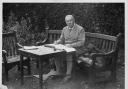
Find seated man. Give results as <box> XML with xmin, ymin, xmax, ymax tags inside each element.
<box><xmin>53</xmin><ymin>15</ymin><xmax>85</xmax><ymax>83</ymax></box>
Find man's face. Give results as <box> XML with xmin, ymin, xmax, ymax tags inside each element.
<box><xmin>65</xmin><ymin>16</ymin><xmax>75</xmax><ymax>28</ymax></box>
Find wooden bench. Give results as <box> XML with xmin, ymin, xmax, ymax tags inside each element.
<box><xmin>2</xmin><ymin>31</ymin><xmax>31</xmax><ymax>81</ymax></box>
<box><xmin>46</xmin><ymin>30</ymin><xmax>121</xmax><ymax>83</ymax></box>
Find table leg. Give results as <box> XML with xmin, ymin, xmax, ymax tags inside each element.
<box><xmin>39</xmin><ymin>58</ymin><xmax>43</xmax><ymax>89</ymax></box>
<box><xmin>27</xmin><ymin>57</ymin><xmax>31</xmax><ymax>75</ymax></box>
<box><xmin>20</xmin><ymin>55</ymin><xmax>24</xmax><ymax>85</ymax></box>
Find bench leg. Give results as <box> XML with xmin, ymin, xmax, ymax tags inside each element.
<box><xmin>111</xmin><ymin>68</ymin><xmax>116</xmax><ymax>82</ymax></box>
<box><xmin>111</xmin><ymin>57</ymin><xmax>117</xmax><ymax>82</ymax></box>
<box><xmin>3</xmin><ymin>63</ymin><xmax>9</xmax><ymax>81</ymax></box>
<box><xmin>5</xmin><ymin>68</ymin><xmax>9</xmax><ymax>81</ymax></box>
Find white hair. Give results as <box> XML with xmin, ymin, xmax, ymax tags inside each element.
<box><xmin>65</xmin><ymin>15</ymin><xmax>75</xmax><ymax>21</ymax></box>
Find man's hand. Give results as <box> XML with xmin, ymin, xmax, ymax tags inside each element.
<box><xmin>65</xmin><ymin>44</ymin><xmax>72</xmax><ymax>48</ymax></box>
<box><xmin>53</xmin><ymin>41</ymin><xmax>58</xmax><ymax>45</ymax></box>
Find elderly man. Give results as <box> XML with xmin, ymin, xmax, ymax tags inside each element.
<box><xmin>54</xmin><ymin>15</ymin><xmax>85</xmax><ymax>83</ymax></box>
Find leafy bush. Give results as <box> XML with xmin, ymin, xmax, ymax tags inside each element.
<box><xmin>3</xmin><ymin>3</ymin><xmax>124</xmax><ymax>46</ymax></box>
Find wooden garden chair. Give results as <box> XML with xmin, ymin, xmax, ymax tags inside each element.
<box><xmin>2</xmin><ymin>31</ymin><xmax>31</xmax><ymax>81</ymax></box>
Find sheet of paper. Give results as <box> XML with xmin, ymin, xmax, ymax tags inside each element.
<box><xmin>23</xmin><ymin>46</ymin><xmax>38</xmax><ymax>50</ymax></box>
<box><xmin>44</xmin><ymin>44</ymin><xmax>76</xmax><ymax>52</ymax></box>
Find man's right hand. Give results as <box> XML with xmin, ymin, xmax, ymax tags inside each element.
<box><xmin>53</xmin><ymin>41</ymin><xmax>58</xmax><ymax>45</ymax></box>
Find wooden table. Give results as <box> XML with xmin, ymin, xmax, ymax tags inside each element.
<box><xmin>18</xmin><ymin>46</ymin><xmax>66</xmax><ymax>89</ymax></box>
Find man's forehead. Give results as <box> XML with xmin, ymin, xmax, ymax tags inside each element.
<box><xmin>65</xmin><ymin>15</ymin><xmax>74</xmax><ymax>20</ymax></box>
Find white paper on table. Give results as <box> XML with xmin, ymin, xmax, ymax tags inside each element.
<box><xmin>44</xmin><ymin>44</ymin><xmax>76</xmax><ymax>52</ymax></box>
<box><xmin>23</xmin><ymin>46</ymin><xmax>38</xmax><ymax>50</ymax></box>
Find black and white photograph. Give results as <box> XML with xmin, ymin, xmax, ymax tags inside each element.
<box><xmin>1</xmin><ymin>1</ymin><xmax>125</xmax><ymax>89</ymax></box>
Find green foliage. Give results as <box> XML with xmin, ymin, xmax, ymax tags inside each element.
<box><xmin>3</xmin><ymin>3</ymin><xmax>124</xmax><ymax>46</ymax></box>
<box><xmin>31</xmin><ymin>3</ymin><xmax>124</xmax><ymax>36</ymax></box>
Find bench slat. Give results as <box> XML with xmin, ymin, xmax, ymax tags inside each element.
<box><xmin>105</xmin><ymin>40</ymin><xmax>109</xmax><ymax>52</ymax></box>
<box><xmin>101</xmin><ymin>40</ymin><xmax>106</xmax><ymax>52</ymax></box>
<box><xmin>48</xmin><ymin>30</ymin><xmax>61</xmax><ymax>34</ymax></box>
<box><xmin>98</xmin><ymin>39</ymin><xmax>103</xmax><ymax>50</ymax></box>
<box><xmin>108</xmin><ymin>40</ymin><xmax>112</xmax><ymax>52</ymax></box>
<box><xmin>112</xmin><ymin>42</ymin><xmax>116</xmax><ymax>50</ymax></box>
<box><xmin>98</xmin><ymin>38</ymin><xmax>103</xmax><ymax>49</ymax></box>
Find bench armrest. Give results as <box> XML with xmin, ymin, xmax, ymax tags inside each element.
<box><xmin>2</xmin><ymin>50</ymin><xmax>7</xmax><ymax>55</ymax></box>
<box><xmin>90</xmin><ymin>50</ymin><xmax>115</xmax><ymax>65</ymax></box>
<box><xmin>90</xmin><ymin>50</ymin><xmax>115</xmax><ymax>58</ymax></box>
<box><xmin>17</xmin><ymin>43</ymin><xmax>23</xmax><ymax>48</ymax></box>
<box><xmin>105</xmin><ymin>50</ymin><xmax>116</xmax><ymax>56</ymax></box>
<box><xmin>2</xmin><ymin>50</ymin><xmax>7</xmax><ymax>63</ymax></box>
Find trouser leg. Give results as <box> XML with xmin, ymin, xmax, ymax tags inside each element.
<box><xmin>54</xmin><ymin>56</ymin><xmax>62</xmax><ymax>73</ymax></box>
<box><xmin>66</xmin><ymin>54</ymin><xmax>73</xmax><ymax>75</ymax></box>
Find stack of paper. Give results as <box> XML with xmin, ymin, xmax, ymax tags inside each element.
<box><xmin>44</xmin><ymin>44</ymin><xmax>76</xmax><ymax>52</ymax></box>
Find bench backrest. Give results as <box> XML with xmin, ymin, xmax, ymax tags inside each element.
<box><xmin>48</xmin><ymin>30</ymin><xmax>121</xmax><ymax>53</ymax></box>
<box><xmin>85</xmin><ymin>32</ymin><xmax>119</xmax><ymax>53</ymax></box>
<box><xmin>3</xmin><ymin>30</ymin><xmax>119</xmax><ymax>56</ymax></box>
<box><xmin>48</xmin><ymin>30</ymin><xmax>61</xmax><ymax>43</ymax></box>
<box><xmin>2</xmin><ymin>31</ymin><xmax>18</xmax><ymax>57</ymax></box>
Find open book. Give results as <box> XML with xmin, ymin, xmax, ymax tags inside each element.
<box><xmin>44</xmin><ymin>44</ymin><xmax>76</xmax><ymax>53</ymax></box>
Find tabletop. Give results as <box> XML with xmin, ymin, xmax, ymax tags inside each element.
<box><xmin>18</xmin><ymin>45</ymin><xmax>65</xmax><ymax>57</ymax></box>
